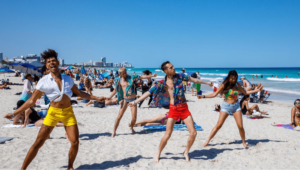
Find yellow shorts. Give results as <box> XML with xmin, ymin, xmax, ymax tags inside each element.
<box><xmin>43</xmin><ymin>106</ymin><xmax>77</xmax><ymax>127</ymax></box>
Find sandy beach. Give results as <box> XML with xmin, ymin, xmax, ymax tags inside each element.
<box><xmin>0</xmin><ymin>76</ymin><xmax>299</xmax><ymax>169</ymax></box>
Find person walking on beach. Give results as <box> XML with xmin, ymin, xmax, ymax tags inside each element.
<box><xmin>128</xmin><ymin>61</ymin><xmax>213</xmax><ymax>162</ymax></box>
<box><xmin>10</xmin><ymin>49</ymin><xmax>105</xmax><ymax>170</ymax></box>
<box><xmin>108</xmin><ymin>67</ymin><xmax>157</xmax><ymax>137</ymax></box>
<box><xmin>197</xmin><ymin>70</ymin><xmax>263</xmax><ymax>148</ymax></box>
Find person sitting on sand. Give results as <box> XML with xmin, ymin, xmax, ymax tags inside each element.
<box><xmin>240</xmin><ymin>77</ymin><xmax>251</xmax><ymax>91</ymax></box>
<box><xmin>133</xmin><ymin>112</ymin><xmax>182</xmax><ymax>126</ymax></box>
<box><xmin>86</xmin><ymin>96</ymin><xmax>121</xmax><ymax>108</ymax></box>
<box><xmin>84</xmin><ymin>78</ymin><xmax>92</xmax><ymax>94</ymax></box>
<box><xmin>291</xmin><ymin>99</ymin><xmax>300</xmax><ymax>127</ymax></box>
<box><xmin>78</xmin><ymin>77</ymin><xmax>85</xmax><ymax>91</ymax></box>
<box><xmin>197</xmin><ymin>70</ymin><xmax>263</xmax><ymax>148</ymax></box>
<box><xmin>240</xmin><ymin>95</ymin><xmax>267</xmax><ymax>115</ymax></box>
<box><xmin>0</xmin><ymin>82</ymin><xmax>10</xmax><ymax>89</ymax></box>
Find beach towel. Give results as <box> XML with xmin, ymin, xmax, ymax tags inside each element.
<box><xmin>0</xmin><ymin>137</ymin><xmax>14</xmax><ymax>144</ymax></box>
<box><xmin>143</xmin><ymin>122</ymin><xmax>203</xmax><ymax>131</ymax></box>
<box><xmin>88</xmin><ymin>104</ymin><xmax>120</xmax><ymax>108</ymax></box>
<box><xmin>273</xmin><ymin>124</ymin><xmax>299</xmax><ymax>131</ymax></box>
<box><xmin>2</xmin><ymin>124</ymin><xmax>36</xmax><ymax>128</ymax></box>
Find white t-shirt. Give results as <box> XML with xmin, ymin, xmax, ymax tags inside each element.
<box><xmin>36</xmin><ymin>73</ymin><xmax>74</xmax><ymax>102</ymax></box>
<box><xmin>21</xmin><ymin>73</ymin><xmax>25</xmax><ymax>79</ymax></box>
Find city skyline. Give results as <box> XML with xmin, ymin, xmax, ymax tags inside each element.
<box><xmin>2</xmin><ymin>52</ymin><xmax>133</xmax><ymax>68</ymax></box>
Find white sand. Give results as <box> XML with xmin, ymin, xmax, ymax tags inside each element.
<box><xmin>0</xmin><ymin>76</ymin><xmax>299</xmax><ymax>169</ymax></box>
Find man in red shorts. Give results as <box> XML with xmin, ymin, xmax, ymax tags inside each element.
<box><xmin>129</xmin><ymin>61</ymin><xmax>213</xmax><ymax>163</ymax></box>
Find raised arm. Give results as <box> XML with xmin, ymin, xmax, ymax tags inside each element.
<box><xmin>140</xmin><ymin>73</ymin><xmax>157</xmax><ymax>79</ymax></box>
<box><xmin>72</xmin><ymin>85</ymin><xmax>100</xmax><ymax>101</ymax></box>
<box><xmin>189</xmin><ymin>77</ymin><xmax>213</xmax><ymax>87</ymax></box>
<box><xmin>238</xmin><ymin>83</ymin><xmax>263</xmax><ymax>95</ymax></box>
<box><xmin>198</xmin><ymin>84</ymin><xmax>225</xmax><ymax>99</ymax></box>
<box><xmin>13</xmin><ymin>90</ymin><xmax>43</xmax><ymax>117</ymax></box>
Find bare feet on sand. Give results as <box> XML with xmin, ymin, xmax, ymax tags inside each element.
<box><xmin>131</xmin><ymin>128</ymin><xmax>136</xmax><ymax>134</ymax></box>
<box><xmin>154</xmin><ymin>154</ymin><xmax>160</xmax><ymax>163</ymax></box>
<box><xmin>111</xmin><ymin>132</ymin><xmax>116</xmax><ymax>138</ymax></box>
<box><xmin>203</xmin><ymin>141</ymin><xmax>209</xmax><ymax>147</ymax></box>
<box><xmin>183</xmin><ymin>151</ymin><xmax>190</xmax><ymax>162</ymax></box>
<box><xmin>243</xmin><ymin>142</ymin><xmax>249</xmax><ymax>148</ymax></box>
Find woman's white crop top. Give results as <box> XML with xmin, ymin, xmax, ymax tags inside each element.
<box><xmin>36</xmin><ymin>73</ymin><xmax>74</xmax><ymax>102</ymax></box>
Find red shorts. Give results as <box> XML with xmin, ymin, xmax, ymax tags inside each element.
<box><xmin>168</xmin><ymin>103</ymin><xmax>191</xmax><ymax>120</ymax></box>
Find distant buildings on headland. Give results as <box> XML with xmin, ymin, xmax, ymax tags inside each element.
<box><xmin>1</xmin><ymin>53</ymin><xmax>133</xmax><ymax>68</ymax></box>
<box><xmin>69</xmin><ymin>57</ymin><xmax>133</xmax><ymax>68</ymax></box>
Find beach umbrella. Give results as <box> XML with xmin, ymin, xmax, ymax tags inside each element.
<box><xmin>80</xmin><ymin>65</ymin><xmax>86</xmax><ymax>75</ymax></box>
<box><xmin>10</xmin><ymin>63</ymin><xmax>41</xmax><ymax>76</ymax></box>
<box><xmin>0</xmin><ymin>68</ymin><xmax>15</xmax><ymax>80</ymax></box>
<box><xmin>64</xmin><ymin>65</ymin><xmax>76</xmax><ymax>70</ymax></box>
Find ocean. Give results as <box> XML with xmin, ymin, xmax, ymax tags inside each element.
<box><xmin>124</xmin><ymin>67</ymin><xmax>300</xmax><ymax>102</ymax></box>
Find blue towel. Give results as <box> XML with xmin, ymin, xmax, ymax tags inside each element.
<box><xmin>143</xmin><ymin>122</ymin><xmax>203</xmax><ymax>131</ymax></box>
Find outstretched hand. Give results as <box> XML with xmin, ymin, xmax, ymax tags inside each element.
<box><xmin>153</xmin><ymin>73</ymin><xmax>157</xmax><ymax>77</ymax></box>
<box><xmin>97</xmin><ymin>96</ymin><xmax>106</xmax><ymax>102</ymax></box>
<box><xmin>197</xmin><ymin>95</ymin><xmax>203</xmax><ymax>99</ymax></box>
<box><xmin>209</xmin><ymin>82</ymin><xmax>213</xmax><ymax>87</ymax></box>
<box><xmin>255</xmin><ymin>83</ymin><xmax>263</xmax><ymax>92</ymax></box>
<box><xmin>128</xmin><ymin>101</ymin><xmax>136</xmax><ymax>107</ymax></box>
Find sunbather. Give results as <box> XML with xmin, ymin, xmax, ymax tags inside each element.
<box><xmin>96</xmin><ymin>79</ymin><xmax>114</xmax><ymax>88</ymax></box>
<box><xmin>240</xmin><ymin>95</ymin><xmax>267</xmax><ymax>115</ymax></box>
<box><xmin>85</xmin><ymin>78</ymin><xmax>92</xmax><ymax>94</ymax></box>
<box><xmin>0</xmin><ymin>82</ymin><xmax>10</xmax><ymax>89</ymax></box>
<box><xmin>132</xmin><ymin>112</ymin><xmax>182</xmax><ymax>126</ymax></box>
<box><xmin>291</xmin><ymin>99</ymin><xmax>300</xmax><ymax>127</ymax></box>
<box><xmin>85</xmin><ymin>97</ymin><xmax>120</xmax><ymax>107</ymax></box>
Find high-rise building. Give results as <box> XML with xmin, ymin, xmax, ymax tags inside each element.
<box><xmin>95</xmin><ymin>62</ymin><xmax>104</xmax><ymax>67</ymax></box>
<box><xmin>58</xmin><ymin>58</ymin><xmax>64</xmax><ymax>66</ymax></box>
<box><xmin>0</xmin><ymin>52</ymin><xmax>3</xmax><ymax>62</ymax></box>
<box><xmin>100</xmin><ymin>57</ymin><xmax>106</xmax><ymax>64</ymax></box>
<box><xmin>106</xmin><ymin>62</ymin><xmax>113</xmax><ymax>67</ymax></box>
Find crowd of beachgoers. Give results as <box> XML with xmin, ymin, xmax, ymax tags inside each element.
<box><xmin>1</xmin><ymin>49</ymin><xmax>300</xmax><ymax>169</ymax></box>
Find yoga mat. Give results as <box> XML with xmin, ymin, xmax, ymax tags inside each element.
<box><xmin>143</xmin><ymin>122</ymin><xmax>203</xmax><ymax>131</ymax></box>
<box><xmin>0</xmin><ymin>137</ymin><xmax>13</xmax><ymax>144</ymax></box>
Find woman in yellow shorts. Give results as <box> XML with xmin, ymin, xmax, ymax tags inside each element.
<box><xmin>11</xmin><ymin>49</ymin><xmax>104</xmax><ymax>170</ymax></box>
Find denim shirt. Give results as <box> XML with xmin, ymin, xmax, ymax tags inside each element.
<box><xmin>149</xmin><ymin>73</ymin><xmax>190</xmax><ymax>105</ymax></box>
<box><xmin>114</xmin><ymin>74</ymin><xmax>140</xmax><ymax>102</ymax></box>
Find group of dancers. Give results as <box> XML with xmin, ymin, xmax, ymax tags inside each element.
<box><xmin>10</xmin><ymin>49</ymin><xmax>264</xmax><ymax>169</ymax></box>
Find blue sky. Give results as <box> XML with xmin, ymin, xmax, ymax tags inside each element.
<box><xmin>0</xmin><ymin>0</ymin><xmax>299</xmax><ymax>68</ymax></box>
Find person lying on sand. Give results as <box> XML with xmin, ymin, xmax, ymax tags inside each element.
<box><xmin>85</xmin><ymin>96</ymin><xmax>121</xmax><ymax>107</ymax></box>
<box><xmin>240</xmin><ymin>95</ymin><xmax>267</xmax><ymax>115</ymax></box>
<box><xmin>131</xmin><ymin>112</ymin><xmax>182</xmax><ymax>127</ymax></box>
<box><xmin>291</xmin><ymin>99</ymin><xmax>300</xmax><ymax>127</ymax></box>
<box><xmin>0</xmin><ymin>82</ymin><xmax>10</xmax><ymax>89</ymax></box>
<box><xmin>96</xmin><ymin>79</ymin><xmax>114</xmax><ymax>89</ymax></box>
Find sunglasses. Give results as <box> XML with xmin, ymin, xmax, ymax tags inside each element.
<box><xmin>296</xmin><ymin>102</ymin><xmax>300</xmax><ymax>105</ymax></box>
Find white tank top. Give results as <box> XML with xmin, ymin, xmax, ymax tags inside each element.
<box><xmin>36</xmin><ymin>73</ymin><xmax>74</xmax><ymax>102</ymax></box>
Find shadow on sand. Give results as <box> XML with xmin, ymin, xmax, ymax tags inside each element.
<box><xmin>68</xmin><ymin>155</ymin><xmax>151</xmax><ymax>169</ymax></box>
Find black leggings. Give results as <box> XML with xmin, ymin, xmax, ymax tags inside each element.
<box><xmin>138</xmin><ymin>90</ymin><xmax>153</xmax><ymax>107</ymax></box>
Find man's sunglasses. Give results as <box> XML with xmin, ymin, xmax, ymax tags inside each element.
<box><xmin>295</xmin><ymin>102</ymin><xmax>300</xmax><ymax>105</ymax></box>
